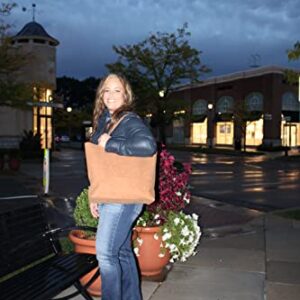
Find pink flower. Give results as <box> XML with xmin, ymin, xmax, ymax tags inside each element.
<box><xmin>146</xmin><ymin>144</ymin><xmax>192</xmax><ymax>221</ymax></box>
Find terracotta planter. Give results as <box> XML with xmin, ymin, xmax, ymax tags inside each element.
<box><xmin>9</xmin><ymin>158</ymin><xmax>21</xmax><ymax>171</ymax></box>
<box><xmin>134</xmin><ymin>226</ymin><xmax>171</xmax><ymax>276</ymax></box>
<box><xmin>68</xmin><ymin>230</ymin><xmax>101</xmax><ymax>297</ymax></box>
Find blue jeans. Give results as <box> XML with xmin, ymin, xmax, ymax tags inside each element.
<box><xmin>96</xmin><ymin>203</ymin><xmax>143</xmax><ymax>300</ymax></box>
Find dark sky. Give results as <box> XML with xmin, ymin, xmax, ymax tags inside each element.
<box><xmin>9</xmin><ymin>0</ymin><xmax>300</xmax><ymax>80</ymax></box>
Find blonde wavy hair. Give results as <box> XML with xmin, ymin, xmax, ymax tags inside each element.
<box><xmin>92</xmin><ymin>73</ymin><xmax>134</xmax><ymax>134</ymax></box>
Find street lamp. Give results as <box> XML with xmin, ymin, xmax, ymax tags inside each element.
<box><xmin>207</xmin><ymin>103</ymin><xmax>214</xmax><ymax>148</ymax></box>
<box><xmin>159</xmin><ymin>89</ymin><xmax>166</xmax><ymax>98</ymax></box>
<box><xmin>66</xmin><ymin>106</ymin><xmax>72</xmax><ymax>113</ymax></box>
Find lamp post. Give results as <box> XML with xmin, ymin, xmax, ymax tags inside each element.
<box><xmin>207</xmin><ymin>103</ymin><xmax>214</xmax><ymax>148</ymax></box>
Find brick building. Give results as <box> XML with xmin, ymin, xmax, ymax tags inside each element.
<box><xmin>166</xmin><ymin>65</ymin><xmax>300</xmax><ymax>149</ymax></box>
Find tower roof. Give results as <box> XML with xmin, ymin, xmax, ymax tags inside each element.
<box><xmin>14</xmin><ymin>21</ymin><xmax>59</xmax><ymax>45</ymax></box>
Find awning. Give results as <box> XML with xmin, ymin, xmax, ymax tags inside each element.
<box><xmin>282</xmin><ymin>111</ymin><xmax>300</xmax><ymax>122</ymax></box>
<box><xmin>191</xmin><ymin>115</ymin><xmax>207</xmax><ymax>123</ymax></box>
<box><xmin>243</xmin><ymin>111</ymin><xmax>263</xmax><ymax>121</ymax></box>
<box><xmin>215</xmin><ymin>113</ymin><xmax>233</xmax><ymax>122</ymax></box>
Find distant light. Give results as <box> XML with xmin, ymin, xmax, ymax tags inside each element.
<box><xmin>159</xmin><ymin>90</ymin><xmax>165</xmax><ymax>98</ymax></box>
<box><xmin>208</xmin><ymin>103</ymin><xmax>213</xmax><ymax>110</ymax></box>
<box><xmin>66</xmin><ymin>107</ymin><xmax>72</xmax><ymax>112</ymax></box>
<box><xmin>174</xmin><ymin>110</ymin><xmax>186</xmax><ymax>115</ymax></box>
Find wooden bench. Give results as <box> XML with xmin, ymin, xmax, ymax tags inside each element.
<box><xmin>0</xmin><ymin>196</ymin><xmax>99</xmax><ymax>300</ymax></box>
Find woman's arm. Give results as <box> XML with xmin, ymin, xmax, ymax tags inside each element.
<box><xmin>105</xmin><ymin>116</ymin><xmax>157</xmax><ymax>157</ymax></box>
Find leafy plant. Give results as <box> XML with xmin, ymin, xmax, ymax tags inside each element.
<box><xmin>9</xmin><ymin>148</ymin><xmax>21</xmax><ymax>160</ymax></box>
<box><xmin>142</xmin><ymin>144</ymin><xmax>192</xmax><ymax>225</ymax></box>
<box><xmin>134</xmin><ymin>145</ymin><xmax>201</xmax><ymax>263</ymax></box>
<box><xmin>19</xmin><ymin>130</ymin><xmax>42</xmax><ymax>159</ymax></box>
<box><xmin>73</xmin><ymin>188</ymin><xmax>98</xmax><ymax>238</ymax></box>
<box><xmin>135</xmin><ymin>208</ymin><xmax>201</xmax><ymax>263</ymax></box>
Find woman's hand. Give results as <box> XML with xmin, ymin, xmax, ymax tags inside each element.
<box><xmin>98</xmin><ymin>133</ymin><xmax>111</xmax><ymax>148</ymax></box>
<box><xmin>90</xmin><ymin>203</ymin><xmax>99</xmax><ymax>218</ymax></box>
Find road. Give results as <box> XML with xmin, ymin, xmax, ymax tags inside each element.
<box><xmin>171</xmin><ymin>150</ymin><xmax>300</xmax><ymax>211</ymax></box>
<box><xmin>9</xmin><ymin>147</ymin><xmax>299</xmax><ymax>229</ymax></box>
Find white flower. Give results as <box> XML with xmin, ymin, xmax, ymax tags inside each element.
<box><xmin>154</xmin><ymin>214</ymin><xmax>160</xmax><ymax>219</ymax></box>
<box><xmin>158</xmin><ymin>252</ymin><xmax>165</xmax><ymax>258</ymax></box>
<box><xmin>175</xmin><ymin>191</ymin><xmax>182</xmax><ymax>196</ymax></box>
<box><xmin>183</xmin><ymin>193</ymin><xmax>190</xmax><ymax>203</ymax></box>
<box><xmin>162</xmin><ymin>232</ymin><xmax>172</xmax><ymax>241</ymax></box>
<box><xmin>181</xmin><ymin>226</ymin><xmax>189</xmax><ymax>237</ymax></box>
<box><xmin>155</xmin><ymin>219</ymin><xmax>161</xmax><ymax>225</ymax></box>
<box><xmin>169</xmin><ymin>244</ymin><xmax>177</xmax><ymax>251</ymax></box>
<box><xmin>174</xmin><ymin>217</ymin><xmax>180</xmax><ymax>225</ymax></box>
<box><xmin>136</xmin><ymin>237</ymin><xmax>143</xmax><ymax>246</ymax></box>
<box><xmin>134</xmin><ymin>247</ymin><xmax>139</xmax><ymax>256</ymax></box>
<box><xmin>153</xmin><ymin>233</ymin><xmax>159</xmax><ymax>240</ymax></box>
<box><xmin>192</xmin><ymin>213</ymin><xmax>199</xmax><ymax>220</ymax></box>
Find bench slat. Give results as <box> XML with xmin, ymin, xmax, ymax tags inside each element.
<box><xmin>0</xmin><ymin>253</ymin><xmax>98</xmax><ymax>300</ymax></box>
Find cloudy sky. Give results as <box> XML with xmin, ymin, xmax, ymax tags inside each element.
<box><xmin>8</xmin><ymin>0</ymin><xmax>300</xmax><ymax>80</ymax></box>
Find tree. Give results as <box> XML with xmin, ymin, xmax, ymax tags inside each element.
<box><xmin>107</xmin><ymin>23</ymin><xmax>210</xmax><ymax>142</ymax></box>
<box><xmin>287</xmin><ymin>41</ymin><xmax>300</xmax><ymax>61</ymax></box>
<box><xmin>285</xmin><ymin>41</ymin><xmax>300</xmax><ymax>84</ymax></box>
<box><xmin>56</xmin><ymin>76</ymin><xmax>99</xmax><ymax>111</ymax></box>
<box><xmin>0</xmin><ymin>2</ymin><xmax>32</xmax><ymax>107</ymax></box>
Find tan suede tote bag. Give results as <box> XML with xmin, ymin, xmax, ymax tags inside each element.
<box><xmin>85</xmin><ymin>116</ymin><xmax>157</xmax><ymax>204</ymax></box>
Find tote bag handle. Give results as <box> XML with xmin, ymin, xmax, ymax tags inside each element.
<box><xmin>106</xmin><ymin>114</ymin><xmax>128</xmax><ymax>135</ymax></box>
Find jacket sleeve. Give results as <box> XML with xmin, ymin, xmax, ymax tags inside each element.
<box><xmin>105</xmin><ymin>116</ymin><xmax>157</xmax><ymax>157</ymax></box>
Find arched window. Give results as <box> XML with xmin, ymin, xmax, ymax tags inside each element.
<box><xmin>216</xmin><ymin>96</ymin><xmax>234</xmax><ymax>113</ymax></box>
<box><xmin>282</xmin><ymin>92</ymin><xmax>299</xmax><ymax>111</ymax></box>
<box><xmin>245</xmin><ymin>92</ymin><xmax>263</xmax><ymax>111</ymax></box>
<box><xmin>192</xmin><ymin>99</ymin><xmax>207</xmax><ymax>115</ymax></box>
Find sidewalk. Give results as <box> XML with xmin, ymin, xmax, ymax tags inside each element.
<box><xmin>1</xmin><ymin>157</ymin><xmax>300</xmax><ymax>299</ymax></box>
<box><xmin>56</xmin><ymin>211</ymin><xmax>300</xmax><ymax>300</ymax></box>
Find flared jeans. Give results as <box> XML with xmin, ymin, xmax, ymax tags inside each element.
<box><xmin>96</xmin><ymin>203</ymin><xmax>143</xmax><ymax>300</ymax></box>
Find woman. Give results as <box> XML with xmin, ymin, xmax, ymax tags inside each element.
<box><xmin>89</xmin><ymin>73</ymin><xmax>157</xmax><ymax>300</ymax></box>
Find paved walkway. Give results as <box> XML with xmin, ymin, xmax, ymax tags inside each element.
<box><xmin>55</xmin><ymin>207</ymin><xmax>300</xmax><ymax>300</ymax></box>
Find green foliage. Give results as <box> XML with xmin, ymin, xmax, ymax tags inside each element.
<box><xmin>135</xmin><ymin>210</ymin><xmax>201</xmax><ymax>263</ymax></box>
<box><xmin>107</xmin><ymin>23</ymin><xmax>210</xmax><ymax>141</ymax></box>
<box><xmin>59</xmin><ymin>237</ymin><xmax>74</xmax><ymax>254</ymax></box>
<box><xmin>285</xmin><ymin>41</ymin><xmax>300</xmax><ymax>85</ymax></box>
<box><xmin>0</xmin><ymin>2</ymin><xmax>33</xmax><ymax>107</ymax></box>
<box><xmin>9</xmin><ymin>148</ymin><xmax>21</xmax><ymax>159</ymax></box>
<box><xmin>19</xmin><ymin>130</ymin><xmax>43</xmax><ymax>159</ymax></box>
<box><xmin>73</xmin><ymin>189</ymin><xmax>98</xmax><ymax>238</ymax></box>
<box><xmin>277</xmin><ymin>209</ymin><xmax>300</xmax><ymax>221</ymax></box>
<box><xmin>56</xmin><ymin>76</ymin><xmax>99</xmax><ymax>110</ymax></box>
<box><xmin>287</xmin><ymin>41</ymin><xmax>300</xmax><ymax>61</ymax></box>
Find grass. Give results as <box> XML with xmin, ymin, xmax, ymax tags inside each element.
<box><xmin>276</xmin><ymin>209</ymin><xmax>300</xmax><ymax>221</ymax></box>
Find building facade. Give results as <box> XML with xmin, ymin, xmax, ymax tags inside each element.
<box><xmin>0</xmin><ymin>20</ymin><xmax>59</xmax><ymax>149</ymax></box>
<box><xmin>167</xmin><ymin>66</ymin><xmax>300</xmax><ymax>148</ymax></box>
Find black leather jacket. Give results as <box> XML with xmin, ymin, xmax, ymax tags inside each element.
<box><xmin>91</xmin><ymin>110</ymin><xmax>157</xmax><ymax>157</ymax></box>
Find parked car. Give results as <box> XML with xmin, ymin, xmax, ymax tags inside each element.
<box><xmin>60</xmin><ymin>135</ymin><xmax>70</xmax><ymax>142</ymax></box>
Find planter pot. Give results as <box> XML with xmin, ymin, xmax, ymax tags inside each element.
<box><xmin>9</xmin><ymin>158</ymin><xmax>21</xmax><ymax>171</ymax></box>
<box><xmin>134</xmin><ymin>226</ymin><xmax>171</xmax><ymax>276</ymax></box>
<box><xmin>68</xmin><ymin>230</ymin><xmax>101</xmax><ymax>297</ymax></box>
